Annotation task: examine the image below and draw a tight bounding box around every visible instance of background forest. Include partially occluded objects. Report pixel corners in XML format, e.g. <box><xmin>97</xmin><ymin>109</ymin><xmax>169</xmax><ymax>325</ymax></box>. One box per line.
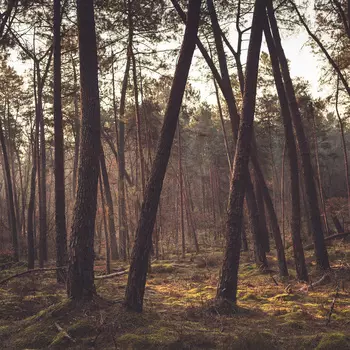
<box><xmin>0</xmin><ymin>0</ymin><xmax>349</xmax><ymax>349</ymax></box>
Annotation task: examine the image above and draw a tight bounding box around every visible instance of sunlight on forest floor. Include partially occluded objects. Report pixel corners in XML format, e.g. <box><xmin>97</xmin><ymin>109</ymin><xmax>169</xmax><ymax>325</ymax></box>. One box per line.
<box><xmin>0</xmin><ymin>241</ymin><xmax>349</xmax><ymax>349</ymax></box>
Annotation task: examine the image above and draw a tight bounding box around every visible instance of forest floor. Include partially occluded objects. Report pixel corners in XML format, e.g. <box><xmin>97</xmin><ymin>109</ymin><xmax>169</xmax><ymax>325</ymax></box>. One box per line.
<box><xmin>0</xmin><ymin>239</ymin><xmax>349</xmax><ymax>349</ymax></box>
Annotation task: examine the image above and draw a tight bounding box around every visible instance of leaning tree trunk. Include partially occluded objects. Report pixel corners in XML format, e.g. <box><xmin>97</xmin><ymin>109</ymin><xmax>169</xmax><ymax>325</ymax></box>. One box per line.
<box><xmin>264</xmin><ymin>15</ymin><xmax>308</xmax><ymax>281</ymax></box>
<box><xmin>37</xmin><ymin>77</ymin><xmax>47</xmax><ymax>267</ymax></box>
<box><xmin>216</xmin><ymin>0</ymin><xmax>264</xmax><ymax>305</ymax></box>
<box><xmin>67</xmin><ymin>0</ymin><xmax>101</xmax><ymax>300</ymax></box>
<box><xmin>0</xmin><ymin>113</ymin><xmax>18</xmax><ymax>261</ymax></box>
<box><xmin>267</xmin><ymin>0</ymin><xmax>329</xmax><ymax>270</ymax></box>
<box><xmin>124</xmin><ymin>0</ymin><xmax>202</xmax><ymax>312</ymax></box>
<box><xmin>100</xmin><ymin>147</ymin><xmax>119</xmax><ymax>260</ymax></box>
<box><xmin>117</xmin><ymin>51</ymin><xmax>131</xmax><ymax>261</ymax></box>
<box><xmin>335</xmin><ymin>76</ymin><xmax>350</xmax><ymax>229</ymax></box>
<box><xmin>54</xmin><ymin>0</ymin><xmax>68</xmax><ymax>283</ymax></box>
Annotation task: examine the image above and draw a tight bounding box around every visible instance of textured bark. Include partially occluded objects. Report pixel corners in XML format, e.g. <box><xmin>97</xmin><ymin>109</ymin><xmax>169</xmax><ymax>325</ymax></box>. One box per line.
<box><xmin>267</xmin><ymin>0</ymin><xmax>330</xmax><ymax>270</ymax></box>
<box><xmin>67</xmin><ymin>0</ymin><xmax>101</xmax><ymax>300</ymax></box>
<box><xmin>264</xmin><ymin>16</ymin><xmax>308</xmax><ymax>281</ymax></box>
<box><xmin>54</xmin><ymin>0</ymin><xmax>68</xmax><ymax>283</ymax></box>
<box><xmin>206</xmin><ymin>0</ymin><xmax>287</xmax><ymax>273</ymax></box>
<box><xmin>71</xmin><ymin>54</ymin><xmax>80</xmax><ymax>199</ymax></box>
<box><xmin>311</xmin><ymin>105</ymin><xmax>330</xmax><ymax>236</ymax></box>
<box><xmin>117</xmin><ymin>52</ymin><xmax>131</xmax><ymax>261</ymax></box>
<box><xmin>177</xmin><ymin>120</ymin><xmax>185</xmax><ymax>257</ymax></box>
<box><xmin>246</xmin><ymin>176</ymin><xmax>268</xmax><ymax>268</ymax></box>
<box><xmin>37</xmin><ymin>67</ymin><xmax>47</xmax><ymax>267</ymax></box>
<box><xmin>27</xmin><ymin>61</ymin><xmax>40</xmax><ymax>270</ymax></box>
<box><xmin>124</xmin><ymin>0</ymin><xmax>201</xmax><ymax>312</ymax></box>
<box><xmin>99</xmin><ymin>173</ymin><xmax>110</xmax><ymax>275</ymax></box>
<box><xmin>254</xmin><ymin>176</ymin><xmax>270</xmax><ymax>253</ymax></box>
<box><xmin>0</xmin><ymin>113</ymin><xmax>18</xmax><ymax>261</ymax></box>
<box><xmin>100</xmin><ymin>147</ymin><xmax>118</xmax><ymax>260</ymax></box>
<box><xmin>216</xmin><ymin>0</ymin><xmax>264</xmax><ymax>303</ymax></box>
<box><xmin>335</xmin><ymin>76</ymin><xmax>350</xmax><ymax>227</ymax></box>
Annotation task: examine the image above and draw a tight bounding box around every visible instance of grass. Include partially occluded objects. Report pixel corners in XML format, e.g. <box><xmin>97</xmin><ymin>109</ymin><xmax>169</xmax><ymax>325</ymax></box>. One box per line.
<box><xmin>0</xmin><ymin>241</ymin><xmax>349</xmax><ymax>349</ymax></box>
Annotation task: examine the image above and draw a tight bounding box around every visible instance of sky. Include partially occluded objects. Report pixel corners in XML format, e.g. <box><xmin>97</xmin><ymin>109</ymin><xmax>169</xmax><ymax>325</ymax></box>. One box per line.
<box><xmin>192</xmin><ymin>29</ymin><xmax>326</xmax><ymax>104</ymax></box>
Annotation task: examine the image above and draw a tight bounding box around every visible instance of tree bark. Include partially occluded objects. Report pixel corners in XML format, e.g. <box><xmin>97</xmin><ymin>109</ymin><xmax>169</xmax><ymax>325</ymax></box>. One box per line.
<box><xmin>124</xmin><ymin>0</ymin><xmax>201</xmax><ymax>312</ymax></box>
<box><xmin>54</xmin><ymin>0</ymin><xmax>68</xmax><ymax>283</ymax></box>
<box><xmin>67</xmin><ymin>0</ymin><xmax>101</xmax><ymax>300</ymax></box>
<box><xmin>267</xmin><ymin>0</ymin><xmax>330</xmax><ymax>270</ymax></box>
<box><xmin>264</xmin><ymin>16</ymin><xmax>308</xmax><ymax>281</ymax></box>
<box><xmin>0</xmin><ymin>110</ymin><xmax>18</xmax><ymax>261</ymax></box>
<box><xmin>100</xmin><ymin>147</ymin><xmax>118</xmax><ymax>260</ymax></box>
<box><xmin>99</xmin><ymin>173</ymin><xmax>110</xmax><ymax>275</ymax></box>
<box><xmin>216</xmin><ymin>0</ymin><xmax>264</xmax><ymax>304</ymax></box>
<box><xmin>117</xmin><ymin>52</ymin><xmax>131</xmax><ymax>261</ymax></box>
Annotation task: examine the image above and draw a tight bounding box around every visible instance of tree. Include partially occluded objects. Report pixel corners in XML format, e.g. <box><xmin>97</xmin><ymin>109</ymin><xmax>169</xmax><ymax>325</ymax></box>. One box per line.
<box><xmin>53</xmin><ymin>0</ymin><xmax>68</xmax><ymax>283</ymax></box>
<box><xmin>67</xmin><ymin>0</ymin><xmax>101</xmax><ymax>300</ymax></box>
<box><xmin>263</xmin><ymin>14</ymin><xmax>308</xmax><ymax>281</ymax></box>
<box><xmin>215</xmin><ymin>0</ymin><xmax>265</xmax><ymax>306</ymax></box>
<box><xmin>267</xmin><ymin>0</ymin><xmax>330</xmax><ymax>270</ymax></box>
<box><xmin>124</xmin><ymin>0</ymin><xmax>202</xmax><ymax>312</ymax></box>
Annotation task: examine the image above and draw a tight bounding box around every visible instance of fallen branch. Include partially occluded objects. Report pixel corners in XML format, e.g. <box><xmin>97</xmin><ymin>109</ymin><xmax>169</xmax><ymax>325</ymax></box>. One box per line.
<box><xmin>95</xmin><ymin>270</ymin><xmax>128</xmax><ymax>280</ymax></box>
<box><xmin>299</xmin><ymin>273</ymin><xmax>331</xmax><ymax>293</ymax></box>
<box><xmin>304</xmin><ymin>232</ymin><xmax>350</xmax><ymax>250</ymax></box>
<box><xmin>326</xmin><ymin>286</ymin><xmax>339</xmax><ymax>326</ymax></box>
<box><xmin>54</xmin><ymin>322</ymin><xmax>76</xmax><ymax>343</ymax></box>
<box><xmin>0</xmin><ymin>266</ymin><xmax>128</xmax><ymax>285</ymax></box>
<box><xmin>0</xmin><ymin>267</ymin><xmax>67</xmax><ymax>285</ymax></box>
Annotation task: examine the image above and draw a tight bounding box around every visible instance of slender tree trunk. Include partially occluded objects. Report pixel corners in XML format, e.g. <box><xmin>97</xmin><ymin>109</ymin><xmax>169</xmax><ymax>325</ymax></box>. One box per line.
<box><xmin>54</xmin><ymin>0</ymin><xmax>68</xmax><ymax>283</ymax></box>
<box><xmin>311</xmin><ymin>104</ymin><xmax>330</xmax><ymax>236</ymax></box>
<box><xmin>281</xmin><ymin>140</ymin><xmax>286</xmax><ymax>247</ymax></box>
<box><xmin>216</xmin><ymin>0</ymin><xmax>264</xmax><ymax>305</ymax></box>
<box><xmin>37</xmin><ymin>68</ymin><xmax>47</xmax><ymax>267</ymax></box>
<box><xmin>267</xmin><ymin>0</ymin><xmax>329</xmax><ymax>270</ymax></box>
<box><xmin>71</xmin><ymin>54</ymin><xmax>80</xmax><ymax>199</ymax></box>
<box><xmin>99</xmin><ymin>173</ymin><xmax>110</xmax><ymax>274</ymax></box>
<box><xmin>206</xmin><ymin>0</ymin><xmax>288</xmax><ymax>275</ymax></box>
<box><xmin>0</xmin><ymin>111</ymin><xmax>18</xmax><ymax>261</ymax></box>
<box><xmin>100</xmin><ymin>147</ymin><xmax>119</xmax><ymax>259</ymax></box>
<box><xmin>254</xmin><ymin>176</ymin><xmax>270</xmax><ymax>253</ymax></box>
<box><xmin>117</xmin><ymin>52</ymin><xmax>131</xmax><ymax>261</ymax></box>
<box><xmin>335</xmin><ymin>76</ymin><xmax>350</xmax><ymax>229</ymax></box>
<box><xmin>264</xmin><ymin>17</ymin><xmax>308</xmax><ymax>281</ymax></box>
<box><xmin>177</xmin><ymin>120</ymin><xmax>185</xmax><ymax>258</ymax></box>
<box><xmin>67</xmin><ymin>0</ymin><xmax>101</xmax><ymax>300</ymax></box>
<box><xmin>27</xmin><ymin>60</ymin><xmax>40</xmax><ymax>269</ymax></box>
<box><xmin>124</xmin><ymin>0</ymin><xmax>201</xmax><ymax>312</ymax></box>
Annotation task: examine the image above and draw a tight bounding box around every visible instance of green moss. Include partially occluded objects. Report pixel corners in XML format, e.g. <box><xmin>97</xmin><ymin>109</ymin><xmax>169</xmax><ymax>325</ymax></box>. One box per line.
<box><xmin>151</xmin><ymin>263</ymin><xmax>175</xmax><ymax>273</ymax></box>
<box><xmin>118</xmin><ymin>327</ymin><xmax>179</xmax><ymax>349</ymax></box>
<box><xmin>316</xmin><ymin>332</ymin><xmax>350</xmax><ymax>350</ymax></box>
<box><xmin>227</xmin><ymin>331</ymin><xmax>278</xmax><ymax>350</ymax></box>
<box><xmin>241</xmin><ymin>292</ymin><xmax>263</xmax><ymax>301</ymax></box>
<box><xmin>281</xmin><ymin>320</ymin><xmax>306</xmax><ymax>330</ymax></box>
<box><xmin>13</xmin><ymin>322</ymin><xmax>55</xmax><ymax>348</ymax></box>
<box><xmin>270</xmin><ymin>293</ymin><xmax>300</xmax><ymax>301</ymax></box>
<box><xmin>68</xmin><ymin>318</ymin><xmax>96</xmax><ymax>337</ymax></box>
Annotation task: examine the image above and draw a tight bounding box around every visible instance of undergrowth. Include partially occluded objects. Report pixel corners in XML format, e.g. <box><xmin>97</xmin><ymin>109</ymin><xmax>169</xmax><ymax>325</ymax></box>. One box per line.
<box><xmin>0</xmin><ymin>241</ymin><xmax>349</xmax><ymax>349</ymax></box>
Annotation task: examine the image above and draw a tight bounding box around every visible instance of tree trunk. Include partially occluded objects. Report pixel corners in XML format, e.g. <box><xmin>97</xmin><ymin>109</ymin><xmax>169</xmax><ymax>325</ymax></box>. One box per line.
<box><xmin>67</xmin><ymin>0</ymin><xmax>101</xmax><ymax>300</ymax></box>
<box><xmin>216</xmin><ymin>0</ymin><xmax>264</xmax><ymax>304</ymax></box>
<box><xmin>335</xmin><ymin>76</ymin><xmax>350</xmax><ymax>230</ymax></box>
<box><xmin>264</xmin><ymin>17</ymin><xmax>308</xmax><ymax>281</ymax></box>
<box><xmin>100</xmin><ymin>147</ymin><xmax>119</xmax><ymax>260</ymax></box>
<box><xmin>99</xmin><ymin>173</ymin><xmax>110</xmax><ymax>275</ymax></box>
<box><xmin>0</xmin><ymin>111</ymin><xmax>18</xmax><ymax>261</ymax></box>
<box><xmin>124</xmin><ymin>0</ymin><xmax>201</xmax><ymax>312</ymax></box>
<box><xmin>177</xmin><ymin>120</ymin><xmax>185</xmax><ymax>258</ymax></box>
<box><xmin>254</xmin><ymin>176</ymin><xmax>270</xmax><ymax>253</ymax></box>
<box><xmin>311</xmin><ymin>103</ymin><xmax>330</xmax><ymax>236</ymax></box>
<box><xmin>54</xmin><ymin>0</ymin><xmax>68</xmax><ymax>283</ymax></box>
<box><xmin>117</xmin><ymin>51</ymin><xmax>131</xmax><ymax>261</ymax></box>
<box><xmin>71</xmin><ymin>53</ymin><xmax>80</xmax><ymax>199</ymax></box>
<box><xmin>267</xmin><ymin>0</ymin><xmax>330</xmax><ymax>270</ymax></box>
